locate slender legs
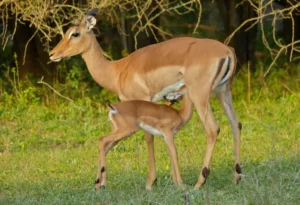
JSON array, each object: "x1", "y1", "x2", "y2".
[
  {"x1": 216, "y1": 89, "x2": 242, "y2": 184},
  {"x1": 186, "y1": 83, "x2": 220, "y2": 190},
  {"x1": 186, "y1": 72, "x2": 241, "y2": 189},
  {"x1": 95, "y1": 129, "x2": 134, "y2": 189},
  {"x1": 95, "y1": 87, "x2": 241, "y2": 190},
  {"x1": 193, "y1": 103, "x2": 220, "y2": 189},
  {"x1": 95, "y1": 129, "x2": 183, "y2": 190},
  {"x1": 144, "y1": 132, "x2": 157, "y2": 190},
  {"x1": 164, "y1": 131, "x2": 183, "y2": 184}
]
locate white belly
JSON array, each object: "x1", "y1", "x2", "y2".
[{"x1": 139, "y1": 123, "x2": 163, "y2": 137}]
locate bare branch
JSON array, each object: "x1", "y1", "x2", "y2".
[
  {"x1": 226, "y1": 0, "x2": 300, "y2": 75},
  {"x1": 0, "y1": 0, "x2": 202, "y2": 59}
]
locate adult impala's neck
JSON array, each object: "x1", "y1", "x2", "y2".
[{"x1": 81, "y1": 35, "x2": 118, "y2": 92}]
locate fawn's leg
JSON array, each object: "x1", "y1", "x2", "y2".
[
  {"x1": 95, "y1": 129, "x2": 134, "y2": 189},
  {"x1": 144, "y1": 131, "x2": 157, "y2": 190},
  {"x1": 163, "y1": 131, "x2": 183, "y2": 184}
]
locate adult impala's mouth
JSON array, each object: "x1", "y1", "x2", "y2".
[
  {"x1": 51, "y1": 57, "x2": 62, "y2": 62},
  {"x1": 49, "y1": 53, "x2": 62, "y2": 62}
]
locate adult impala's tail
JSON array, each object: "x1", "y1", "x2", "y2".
[
  {"x1": 218, "y1": 56, "x2": 231, "y2": 85},
  {"x1": 213, "y1": 49, "x2": 237, "y2": 93}
]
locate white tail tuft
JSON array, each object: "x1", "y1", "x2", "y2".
[{"x1": 108, "y1": 104, "x2": 118, "y2": 114}]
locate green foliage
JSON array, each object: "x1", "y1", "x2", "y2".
[{"x1": 0, "y1": 65, "x2": 300, "y2": 204}]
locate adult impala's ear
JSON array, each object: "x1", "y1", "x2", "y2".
[
  {"x1": 87, "y1": 8, "x2": 98, "y2": 16},
  {"x1": 82, "y1": 8, "x2": 98, "y2": 31}
]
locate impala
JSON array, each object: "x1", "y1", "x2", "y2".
[
  {"x1": 95, "y1": 92, "x2": 191, "y2": 189},
  {"x1": 49, "y1": 8, "x2": 242, "y2": 190}
]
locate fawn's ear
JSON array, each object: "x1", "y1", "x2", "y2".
[{"x1": 108, "y1": 104, "x2": 118, "y2": 114}]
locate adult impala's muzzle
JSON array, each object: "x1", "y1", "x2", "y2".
[{"x1": 49, "y1": 52, "x2": 62, "y2": 62}]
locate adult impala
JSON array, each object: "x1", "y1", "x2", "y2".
[{"x1": 49, "y1": 8, "x2": 242, "y2": 189}]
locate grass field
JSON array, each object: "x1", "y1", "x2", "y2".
[{"x1": 1, "y1": 68, "x2": 300, "y2": 204}]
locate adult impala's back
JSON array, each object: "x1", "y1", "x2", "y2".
[{"x1": 50, "y1": 8, "x2": 242, "y2": 189}]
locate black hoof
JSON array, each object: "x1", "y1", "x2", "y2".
[
  {"x1": 95, "y1": 178, "x2": 100, "y2": 184},
  {"x1": 235, "y1": 164, "x2": 242, "y2": 174},
  {"x1": 202, "y1": 167, "x2": 210, "y2": 179}
]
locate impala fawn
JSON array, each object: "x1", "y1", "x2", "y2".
[{"x1": 95, "y1": 92, "x2": 193, "y2": 190}]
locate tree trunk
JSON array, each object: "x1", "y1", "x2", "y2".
[
  {"x1": 12, "y1": 21, "x2": 54, "y2": 81},
  {"x1": 121, "y1": 1, "x2": 160, "y2": 53},
  {"x1": 217, "y1": 0, "x2": 257, "y2": 72}
]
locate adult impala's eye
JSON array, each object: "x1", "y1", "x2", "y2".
[{"x1": 71, "y1": 32, "x2": 80, "y2": 38}]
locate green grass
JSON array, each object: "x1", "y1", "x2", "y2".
[{"x1": 1, "y1": 68, "x2": 300, "y2": 204}]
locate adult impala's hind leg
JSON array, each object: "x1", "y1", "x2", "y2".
[
  {"x1": 188, "y1": 89, "x2": 220, "y2": 190},
  {"x1": 216, "y1": 89, "x2": 242, "y2": 184}
]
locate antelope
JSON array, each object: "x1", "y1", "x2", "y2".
[
  {"x1": 49, "y1": 8, "x2": 242, "y2": 190},
  {"x1": 95, "y1": 92, "x2": 191, "y2": 189}
]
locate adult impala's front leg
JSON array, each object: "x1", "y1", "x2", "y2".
[
  {"x1": 193, "y1": 103, "x2": 220, "y2": 190},
  {"x1": 187, "y1": 83, "x2": 219, "y2": 190},
  {"x1": 144, "y1": 131, "x2": 157, "y2": 190}
]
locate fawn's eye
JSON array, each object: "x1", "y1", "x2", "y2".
[{"x1": 71, "y1": 32, "x2": 80, "y2": 38}]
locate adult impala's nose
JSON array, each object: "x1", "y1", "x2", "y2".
[{"x1": 49, "y1": 52, "x2": 62, "y2": 62}]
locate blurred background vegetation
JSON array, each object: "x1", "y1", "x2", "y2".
[{"x1": 0, "y1": 0, "x2": 299, "y2": 103}]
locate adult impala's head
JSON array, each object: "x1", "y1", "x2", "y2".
[{"x1": 49, "y1": 8, "x2": 98, "y2": 62}]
